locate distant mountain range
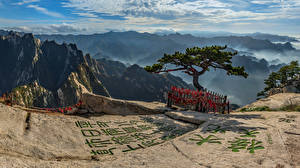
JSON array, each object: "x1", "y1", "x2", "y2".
[
  {"x1": 1, "y1": 30, "x2": 298, "y2": 105},
  {"x1": 156, "y1": 31, "x2": 299, "y2": 42},
  {"x1": 25, "y1": 30, "x2": 296, "y2": 105},
  {"x1": 243, "y1": 32, "x2": 299, "y2": 43},
  {"x1": 32, "y1": 31, "x2": 296, "y2": 66},
  {"x1": 0, "y1": 32, "x2": 191, "y2": 107}
]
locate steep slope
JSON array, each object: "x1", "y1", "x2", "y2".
[
  {"x1": 0, "y1": 32, "x2": 109, "y2": 107},
  {"x1": 1, "y1": 32, "x2": 193, "y2": 107},
  {"x1": 9, "y1": 81, "x2": 57, "y2": 107}
]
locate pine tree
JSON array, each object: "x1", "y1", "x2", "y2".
[
  {"x1": 257, "y1": 61, "x2": 300, "y2": 97},
  {"x1": 144, "y1": 45, "x2": 248, "y2": 90}
]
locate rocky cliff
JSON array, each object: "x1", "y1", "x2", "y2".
[
  {"x1": 1, "y1": 32, "x2": 192, "y2": 107},
  {"x1": 0, "y1": 32, "x2": 109, "y2": 107}
]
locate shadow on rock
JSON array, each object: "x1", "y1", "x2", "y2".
[{"x1": 139, "y1": 115, "x2": 198, "y2": 141}]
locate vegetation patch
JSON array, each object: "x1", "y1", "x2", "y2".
[
  {"x1": 241, "y1": 105, "x2": 300, "y2": 112},
  {"x1": 240, "y1": 106, "x2": 271, "y2": 112},
  {"x1": 280, "y1": 105, "x2": 300, "y2": 112}
]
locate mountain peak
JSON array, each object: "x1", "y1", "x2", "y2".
[
  {"x1": 23, "y1": 33, "x2": 34, "y2": 39},
  {"x1": 8, "y1": 31, "x2": 21, "y2": 37}
]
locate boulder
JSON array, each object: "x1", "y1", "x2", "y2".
[{"x1": 81, "y1": 93, "x2": 166, "y2": 115}]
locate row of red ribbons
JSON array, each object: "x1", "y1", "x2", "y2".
[
  {"x1": 168, "y1": 86, "x2": 229, "y2": 112},
  {"x1": 170, "y1": 86, "x2": 224, "y2": 100},
  {"x1": 40, "y1": 100, "x2": 83, "y2": 113}
]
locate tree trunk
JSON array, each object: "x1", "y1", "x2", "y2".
[
  {"x1": 193, "y1": 75, "x2": 204, "y2": 91},
  {"x1": 193, "y1": 74, "x2": 204, "y2": 112}
]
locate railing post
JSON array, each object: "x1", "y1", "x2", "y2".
[
  {"x1": 227, "y1": 101, "x2": 230, "y2": 114},
  {"x1": 222, "y1": 96, "x2": 227, "y2": 114},
  {"x1": 167, "y1": 92, "x2": 172, "y2": 108}
]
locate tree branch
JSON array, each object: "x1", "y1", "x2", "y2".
[
  {"x1": 154, "y1": 67, "x2": 186, "y2": 73},
  {"x1": 184, "y1": 70, "x2": 193, "y2": 75}
]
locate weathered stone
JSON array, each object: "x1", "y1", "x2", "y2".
[
  {"x1": 241, "y1": 93, "x2": 300, "y2": 110},
  {"x1": 81, "y1": 93, "x2": 165, "y2": 115},
  {"x1": 165, "y1": 111, "x2": 207, "y2": 125}
]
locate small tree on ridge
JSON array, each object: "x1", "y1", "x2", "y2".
[
  {"x1": 144, "y1": 45, "x2": 248, "y2": 90},
  {"x1": 257, "y1": 60, "x2": 300, "y2": 97}
]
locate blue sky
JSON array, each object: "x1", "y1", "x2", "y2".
[{"x1": 0, "y1": 0, "x2": 300, "y2": 35}]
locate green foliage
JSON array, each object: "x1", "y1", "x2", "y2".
[
  {"x1": 189, "y1": 134, "x2": 223, "y2": 146},
  {"x1": 240, "y1": 129, "x2": 259, "y2": 138},
  {"x1": 207, "y1": 124, "x2": 226, "y2": 134},
  {"x1": 247, "y1": 139, "x2": 264, "y2": 154},
  {"x1": 258, "y1": 61, "x2": 300, "y2": 97},
  {"x1": 240, "y1": 106, "x2": 271, "y2": 112},
  {"x1": 280, "y1": 104, "x2": 300, "y2": 112},
  {"x1": 228, "y1": 138, "x2": 250, "y2": 152},
  {"x1": 144, "y1": 64, "x2": 163, "y2": 73},
  {"x1": 144, "y1": 46, "x2": 248, "y2": 90}
]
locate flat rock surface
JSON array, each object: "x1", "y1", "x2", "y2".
[
  {"x1": 166, "y1": 111, "x2": 300, "y2": 168},
  {"x1": 0, "y1": 104, "x2": 300, "y2": 168}
]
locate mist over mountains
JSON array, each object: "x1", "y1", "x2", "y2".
[
  {"x1": 29, "y1": 30, "x2": 299, "y2": 105},
  {"x1": 34, "y1": 31, "x2": 298, "y2": 65}
]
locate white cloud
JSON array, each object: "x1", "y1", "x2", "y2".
[
  {"x1": 0, "y1": 17, "x2": 34, "y2": 25},
  {"x1": 62, "y1": 0, "x2": 232, "y2": 19},
  {"x1": 61, "y1": 0, "x2": 300, "y2": 25},
  {"x1": 250, "y1": 0, "x2": 280, "y2": 5},
  {"x1": 27, "y1": 4, "x2": 64, "y2": 18},
  {"x1": 73, "y1": 12, "x2": 98, "y2": 18},
  {"x1": 2, "y1": 15, "x2": 300, "y2": 35},
  {"x1": 7, "y1": 23, "x2": 87, "y2": 34},
  {"x1": 13, "y1": 0, "x2": 40, "y2": 5},
  {"x1": 2, "y1": 0, "x2": 300, "y2": 35}
]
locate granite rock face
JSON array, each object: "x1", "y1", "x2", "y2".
[
  {"x1": 1, "y1": 33, "x2": 193, "y2": 108},
  {"x1": 0, "y1": 32, "x2": 110, "y2": 107}
]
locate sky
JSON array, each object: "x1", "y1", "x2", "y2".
[{"x1": 0, "y1": 0, "x2": 300, "y2": 35}]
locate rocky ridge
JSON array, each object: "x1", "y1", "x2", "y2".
[
  {"x1": 0, "y1": 32, "x2": 109, "y2": 107},
  {"x1": 1, "y1": 32, "x2": 192, "y2": 107}
]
